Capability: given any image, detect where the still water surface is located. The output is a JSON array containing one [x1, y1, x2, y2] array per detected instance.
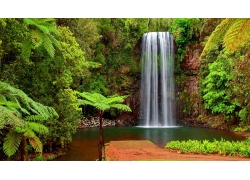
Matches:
[[55, 126, 246, 161]]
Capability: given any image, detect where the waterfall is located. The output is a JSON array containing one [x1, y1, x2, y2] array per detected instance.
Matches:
[[140, 32, 175, 127]]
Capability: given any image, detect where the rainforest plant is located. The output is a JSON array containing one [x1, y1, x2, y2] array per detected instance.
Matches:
[[166, 138, 250, 157], [0, 81, 58, 160], [200, 18, 250, 125], [76, 91, 131, 161], [21, 18, 61, 60]]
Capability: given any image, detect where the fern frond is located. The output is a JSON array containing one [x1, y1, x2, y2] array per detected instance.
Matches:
[[77, 92, 104, 103], [41, 18, 55, 23], [25, 115, 47, 121], [12, 96, 30, 115], [109, 104, 132, 112], [43, 35, 55, 57], [76, 91, 131, 112], [0, 81, 58, 120], [31, 30, 43, 48], [28, 134, 43, 152], [27, 122, 49, 135], [3, 130, 22, 157], [23, 18, 37, 26], [49, 34, 61, 49], [106, 94, 128, 104], [93, 102, 110, 111], [46, 24, 61, 37], [223, 18, 250, 54], [200, 18, 237, 59], [0, 106, 24, 127], [23, 128, 35, 138], [35, 24, 50, 35], [77, 99, 95, 106]]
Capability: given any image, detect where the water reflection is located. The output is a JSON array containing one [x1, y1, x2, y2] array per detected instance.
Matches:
[[55, 126, 245, 161]]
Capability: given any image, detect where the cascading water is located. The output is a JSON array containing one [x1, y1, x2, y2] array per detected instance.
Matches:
[[140, 32, 175, 127]]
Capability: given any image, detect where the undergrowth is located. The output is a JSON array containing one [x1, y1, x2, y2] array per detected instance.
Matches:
[[165, 137, 250, 157]]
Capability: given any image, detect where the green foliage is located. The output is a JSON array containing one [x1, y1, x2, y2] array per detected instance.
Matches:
[[200, 18, 250, 125], [0, 81, 58, 121], [49, 89, 82, 146], [0, 81, 57, 158], [233, 126, 250, 132], [1, 24, 92, 148], [77, 91, 132, 113], [201, 18, 250, 59], [166, 138, 250, 157], [201, 52, 236, 115], [170, 18, 203, 62], [3, 130, 21, 157], [21, 18, 61, 60]]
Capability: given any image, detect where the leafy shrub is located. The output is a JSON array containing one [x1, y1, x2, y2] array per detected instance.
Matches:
[[166, 137, 250, 157]]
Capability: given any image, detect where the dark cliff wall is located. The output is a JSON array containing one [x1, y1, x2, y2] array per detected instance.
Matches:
[[175, 43, 203, 123]]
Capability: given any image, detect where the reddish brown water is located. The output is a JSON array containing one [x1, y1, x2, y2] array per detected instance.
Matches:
[[55, 126, 246, 161]]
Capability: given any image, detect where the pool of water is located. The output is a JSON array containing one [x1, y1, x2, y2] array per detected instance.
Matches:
[[55, 126, 246, 161]]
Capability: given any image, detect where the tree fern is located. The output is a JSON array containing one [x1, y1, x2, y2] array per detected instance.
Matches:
[[0, 81, 58, 159], [76, 91, 131, 161], [22, 18, 61, 60], [0, 81, 59, 119]]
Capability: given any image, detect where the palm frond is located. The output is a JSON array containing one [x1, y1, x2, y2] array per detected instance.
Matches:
[[3, 130, 22, 157]]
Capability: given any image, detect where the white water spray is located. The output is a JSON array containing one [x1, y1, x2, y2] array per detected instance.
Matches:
[[140, 32, 175, 127]]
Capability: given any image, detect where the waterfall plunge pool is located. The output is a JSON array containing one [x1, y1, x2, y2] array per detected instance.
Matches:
[[54, 126, 246, 161]]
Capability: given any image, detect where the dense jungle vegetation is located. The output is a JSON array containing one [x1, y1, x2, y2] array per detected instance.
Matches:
[[0, 18, 250, 160]]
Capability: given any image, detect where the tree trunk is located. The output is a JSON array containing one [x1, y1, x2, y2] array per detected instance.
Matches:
[[98, 111, 104, 161], [20, 135, 27, 161]]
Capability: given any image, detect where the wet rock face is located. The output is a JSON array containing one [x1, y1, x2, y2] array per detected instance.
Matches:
[[181, 43, 202, 75], [176, 43, 203, 122]]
